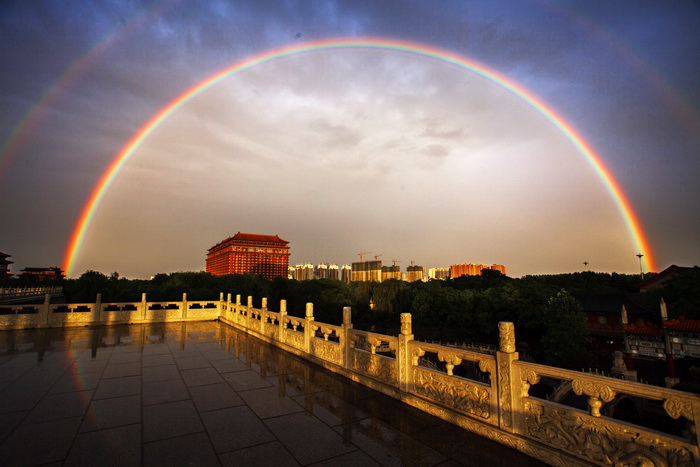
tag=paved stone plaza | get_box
[0,321,542,466]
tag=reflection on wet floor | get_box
[0,322,544,466]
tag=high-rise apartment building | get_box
[317,263,329,279]
[292,263,314,281]
[329,264,339,280]
[206,232,290,280]
[450,263,506,278]
[407,265,425,282]
[381,265,401,281]
[351,260,382,282]
[341,265,352,283]
[428,268,450,280]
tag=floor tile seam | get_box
[3,367,69,432]
[336,415,450,464]
[78,420,141,435]
[177,361,227,462]
[20,388,96,425]
[214,437,298,460]
[142,395,191,406]
[29,415,85,465]
[143,426,208,445]
[303,447,365,467]
[181,379,230,391]
[0,411,30,446]
[255,416,314,466]
[245,396,307,422]
[309,398,373,430]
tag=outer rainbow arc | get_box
[63,37,656,277]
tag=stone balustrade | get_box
[0,286,63,297]
[0,291,698,465]
[0,292,221,329]
[220,294,700,466]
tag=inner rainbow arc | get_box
[62,37,656,277]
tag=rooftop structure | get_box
[19,266,64,281]
[0,252,13,278]
[206,232,290,280]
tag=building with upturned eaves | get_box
[206,232,290,280]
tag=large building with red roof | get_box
[205,232,290,280]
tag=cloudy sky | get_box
[1,1,699,279]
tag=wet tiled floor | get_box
[0,322,544,466]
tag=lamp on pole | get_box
[583,261,588,271]
[636,253,644,279]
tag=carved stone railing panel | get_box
[413,367,493,421]
[411,341,495,384]
[264,321,277,338]
[664,397,695,421]
[524,399,697,466]
[349,329,397,355]
[285,329,304,350]
[351,349,397,386]
[313,339,342,365]
[315,322,341,342]
[516,361,700,425]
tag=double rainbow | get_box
[62,37,656,277]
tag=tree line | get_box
[6,268,698,370]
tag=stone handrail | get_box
[219,294,700,466]
[0,286,62,297]
[0,293,222,329]
[1,291,699,465]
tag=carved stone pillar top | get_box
[305,302,314,318]
[343,306,352,325]
[498,322,516,353]
[400,313,412,335]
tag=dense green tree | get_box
[411,281,471,340]
[373,279,411,321]
[64,270,110,301]
[294,279,351,324]
[538,289,594,369]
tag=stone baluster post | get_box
[260,297,268,333]
[398,313,414,391]
[235,295,241,324]
[247,296,253,329]
[496,321,518,434]
[226,293,232,320]
[278,300,287,343]
[342,307,353,369]
[141,293,148,321]
[304,303,314,354]
[182,293,188,320]
[92,293,102,324]
[218,292,224,318]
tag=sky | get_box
[1,1,699,279]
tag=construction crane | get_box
[358,252,371,262]
[391,259,401,267]
[374,254,383,261]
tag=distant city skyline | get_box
[1,2,698,279]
